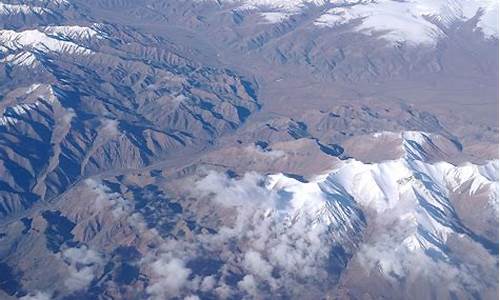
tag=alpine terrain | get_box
[0,0,498,299]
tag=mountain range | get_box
[0,0,498,299]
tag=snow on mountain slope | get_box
[373,131,460,161]
[213,130,497,249]
[224,0,328,11]
[217,0,498,44]
[0,21,112,69]
[270,129,496,259]
[266,171,365,244]
[264,153,497,280]
[447,160,499,212]
[0,28,94,55]
[0,50,39,67]
[344,130,465,163]
[183,168,366,298]
[314,0,499,44]
[270,155,496,229]
[43,24,103,41]
[184,130,497,297]
[0,24,106,67]
[1,0,69,7]
[35,0,69,5]
[192,130,493,253]
[0,2,50,16]
[0,84,57,126]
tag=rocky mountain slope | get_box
[0,0,498,299]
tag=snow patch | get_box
[0,84,57,127]
[0,2,50,15]
[314,0,499,44]
[260,12,291,23]
[1,51,40,67]
[44,24,103,41]
[209,0,499,44]
[0,28,94,57]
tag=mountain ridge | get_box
[0,0,497,299]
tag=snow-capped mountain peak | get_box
[314,0,498,44]
[0,28,93,55]
[264,146,498,270]
[1,50,39,67]
[0,84,58,127]
[217,0,498,44]
[43,24,103,41]
[0,2,50,15]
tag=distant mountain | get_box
[213,0,498,43]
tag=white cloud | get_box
[139,169,342,298]
[214,283,233,299]
[172,94,188,105]
[146,254,192,299]
[185,170,346,297]
[237,275,259,297]
[140,155,497,298]
[101,118,120,136]
[61,245,104,292]
[242,251,273,282]
[192,171,277,208]
[200,275,216,292]
[85,178,133,219]
[20,291,52,300]
[244,144,286,159]
[62,108,76,124]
